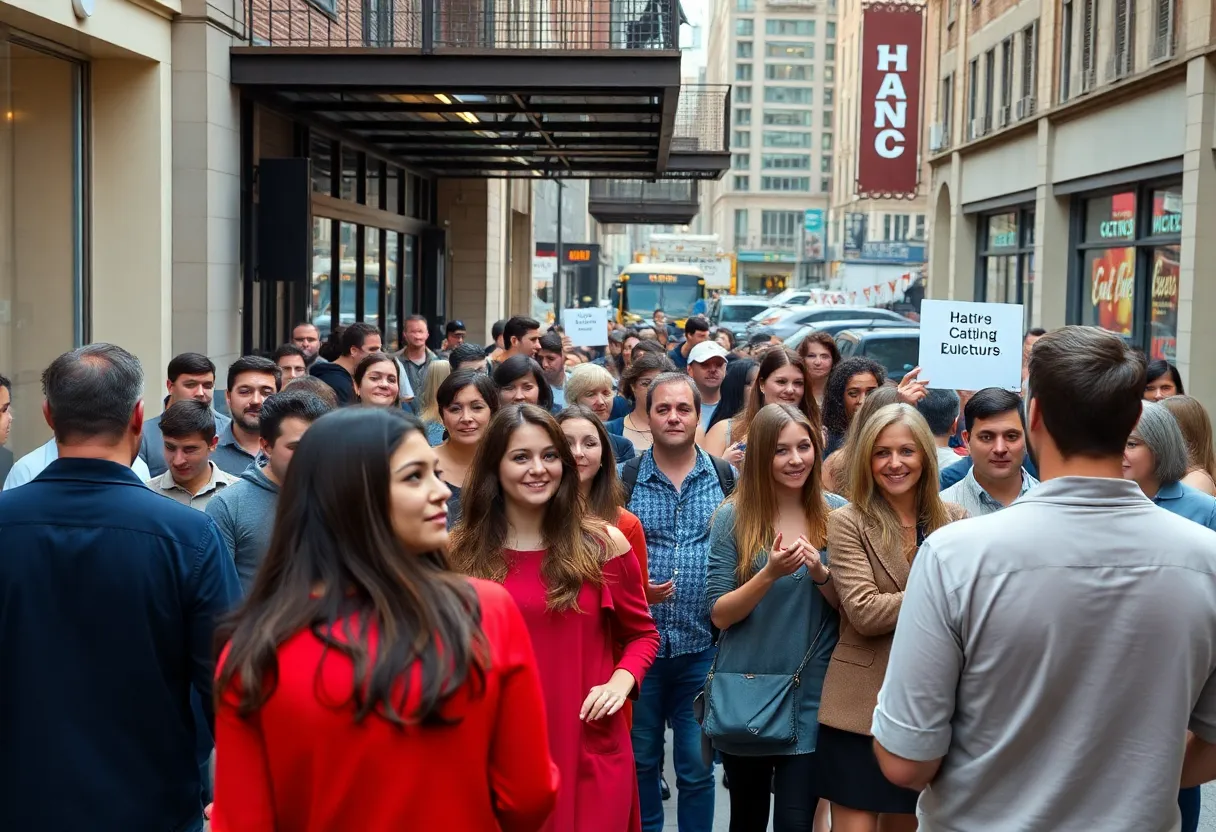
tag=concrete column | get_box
[170,2,243,380]
[91,58,174,413]
[1033,118,1069,331]
[1177,56,1216,408]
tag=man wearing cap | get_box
[438,320,466,358]
[687,340,729,431]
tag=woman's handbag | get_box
[697,616,830,746]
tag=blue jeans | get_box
[632,647,716,832]
[1179,786,1200,832]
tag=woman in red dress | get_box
[211,408,559,832]
[452,404,660,832]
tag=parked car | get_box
[835,327,921,378]
[749,305,911,342]
[711,295,775,336]
[783,317,919,351]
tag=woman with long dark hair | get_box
[704,348,819,466]
[434,371,500,526]
[451,405,659,832]
[798,331,841,408]
[494,355,555,411]
[707,404,843,831]
[1145,359,1185,401]
[211,408,559,831]
[821,357,886,458]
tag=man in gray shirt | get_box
[872,326,1216,831]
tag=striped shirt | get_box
[620,447,727,658]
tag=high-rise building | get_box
[828,0,929,299]
[702,0,837,293]
[921,0,1216,403]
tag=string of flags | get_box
[824,273,915,306]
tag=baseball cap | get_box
[446,320,466,334]
[688,341,730,365]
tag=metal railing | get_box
[672,85,730,153]
[244,0,681,50]
[590,179,698,203]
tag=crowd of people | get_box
[2,308,1216,832]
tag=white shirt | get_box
[3,438,151,491]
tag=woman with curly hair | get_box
[821,358,886,459]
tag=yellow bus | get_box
[612,263,707,326]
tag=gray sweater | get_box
[705,495,846,756]
[204,460,279,591]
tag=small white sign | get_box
[561,307,609,348]
[532,255,557,285]
[917,299,1024,392]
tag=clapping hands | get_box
[763,533,830,583]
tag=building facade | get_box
[827,0,929,302]
[923,0,1216,401]
[702,0,837,293]
[0,0,725,460]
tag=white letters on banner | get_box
[917,299,1024,392]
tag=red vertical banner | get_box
[857,3,925,198]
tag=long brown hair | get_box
[450,404,609,611]
[798,329,842,366]
[847,403,952,554]
[823,384,900,497]
[216,408,487,726]
[731,347,821,442]
[729,404,831,585]
[1162,395,1216,483]
[556,405,625,521]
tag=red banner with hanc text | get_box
[857,3,925,199]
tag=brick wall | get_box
[248,0,423,47]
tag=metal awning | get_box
[231,0,727,178]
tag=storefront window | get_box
[1080,247,1135,338]
[311,217,334,334]
[1151,245,1180,361]
[1072,182,1182,353]
[385,233,400,349]
[310,134,333,196]
[386,167,400,215]
[977,207,1034,327]
[403,234,417,316]
[363,226,382,330]
[365,160,382,209]
[338,222,358,331]
[340,149,360,202]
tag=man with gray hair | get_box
[0,344,241,831]
[916,387,963,473]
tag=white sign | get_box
[561,307,609,348]
[917,299,1024,392]
[532,255,557,285]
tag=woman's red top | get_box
[211,579,560,832]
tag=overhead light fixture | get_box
[435,94,452,105]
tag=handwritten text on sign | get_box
[917,299,1023,392]
[561,307,609,348]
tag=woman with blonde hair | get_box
[417,359,451,445]
[565,363,636,462]
[815,403,966,832]
[821,385,901,496]
[1162,395,1216,496]
[450,405,659,832]
[706,403,844,831]
[704,348,820,466]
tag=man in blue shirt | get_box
[621,373,726,832]
[667,315,711,371]
[0,343,241,831]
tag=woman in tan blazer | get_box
[816,403,967,832]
